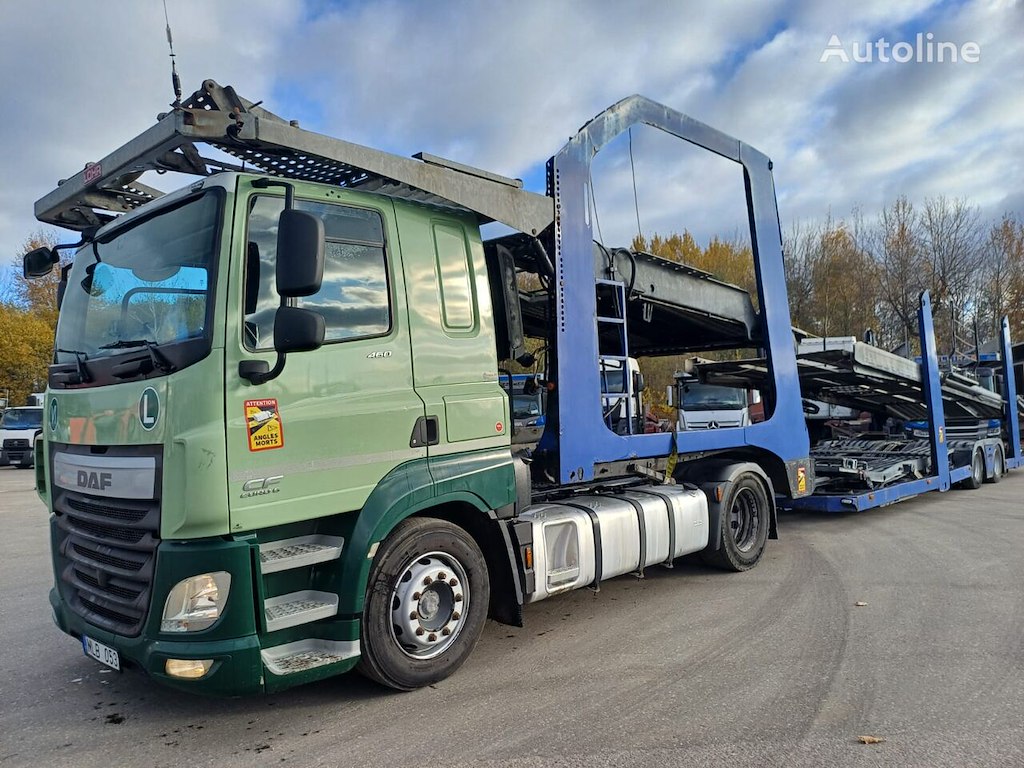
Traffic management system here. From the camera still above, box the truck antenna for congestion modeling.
[162,0,183,108]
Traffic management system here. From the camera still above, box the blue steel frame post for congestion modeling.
[999,316,1023,469]
[918,291,950,492]
[547,96,809,487]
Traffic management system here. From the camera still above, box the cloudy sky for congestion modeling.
[0,0,1021,274]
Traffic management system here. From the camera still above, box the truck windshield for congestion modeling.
[512,394,542,420]
[680,383,747,410]
[54,192,221,375]
[1,408,43,430]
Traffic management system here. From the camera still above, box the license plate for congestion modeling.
[82,635,120,671]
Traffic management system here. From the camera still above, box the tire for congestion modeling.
[357,517,490,691]
[701,474,771,572]
[959,448,984,490]
[985,445,1004,484]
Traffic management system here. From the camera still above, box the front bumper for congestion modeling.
[50,586,266,696]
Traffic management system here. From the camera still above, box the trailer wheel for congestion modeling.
[985,445,1005,484]
[358,517,489,691]
[701,474,771,572]
[960,448,985,490]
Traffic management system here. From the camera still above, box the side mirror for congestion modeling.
[274,306,325,353]
[23,247,59,278]
[633,372,645,393]
[276,210,325,297]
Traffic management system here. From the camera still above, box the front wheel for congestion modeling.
[358,517,490,690]
[701,474,771,572]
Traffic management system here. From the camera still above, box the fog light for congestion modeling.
[161,572,231,632]
[165,658,214,679]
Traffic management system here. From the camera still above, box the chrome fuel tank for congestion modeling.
[520,484,709,603]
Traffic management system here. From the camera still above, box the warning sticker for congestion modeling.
[245,399,284,452]
[796,466,807,494]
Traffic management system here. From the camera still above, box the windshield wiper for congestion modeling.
[99,339,177,374]
[56,348,93,384]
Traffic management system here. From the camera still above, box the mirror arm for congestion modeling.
[239,353,286,385]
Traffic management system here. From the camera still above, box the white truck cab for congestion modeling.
[0,406,44,468]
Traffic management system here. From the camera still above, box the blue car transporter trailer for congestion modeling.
[789,293,1019,513]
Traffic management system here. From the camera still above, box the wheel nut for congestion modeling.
[412,592,421,600]
[455,594,463,602]
[441,628,451,636]
[423,577,432,585]
[409,611,418,620]
[415,628,424,636]
[428,634,437,642]
[449,578,458,586]
[452,611,461,621]
[438,572,447,580]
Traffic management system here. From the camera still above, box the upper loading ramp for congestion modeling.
[35,79,554,235]
[492,232,761,354]
[700,336,1006,421]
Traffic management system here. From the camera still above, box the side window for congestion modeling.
[432,222,476,332]
[244,197,391,349]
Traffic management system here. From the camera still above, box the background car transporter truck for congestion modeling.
[25,79,1020,696]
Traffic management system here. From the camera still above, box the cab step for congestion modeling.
[264,590,338,632]
[259,535,344,574]
[261,639,360,676]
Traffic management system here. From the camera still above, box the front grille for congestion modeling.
[72,543,147,573]
[3,438,30,449]
[67,516,149,544]
[67,497,148,523]
[52,446,161,638]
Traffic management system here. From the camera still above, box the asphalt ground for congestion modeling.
[1,465,1021,767]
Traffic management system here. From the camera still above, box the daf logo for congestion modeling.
[706,421,720,429]
[77,470,113,491]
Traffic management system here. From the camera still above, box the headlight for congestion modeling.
[912,428,929,438]
[161,572,231,632]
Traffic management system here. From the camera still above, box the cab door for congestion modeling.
[393,206,510,462]
[224,180,425,533]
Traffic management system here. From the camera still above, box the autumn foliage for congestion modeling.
[1,231,61,407]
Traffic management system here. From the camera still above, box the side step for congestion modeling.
[264,590,339,632]
[259,534,344,574]
[261,639,360,676]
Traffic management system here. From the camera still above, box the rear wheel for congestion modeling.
[985,445,1005,484]
[358,517,489,690]
[959,448,984,490]
[701,474,771,572]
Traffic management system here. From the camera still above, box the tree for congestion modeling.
[977,214,1024,341]
[0,305,53,405]
[919,196,983,353]
[7,230,63,328]
[863,197,928,351]
[0,231,62,405]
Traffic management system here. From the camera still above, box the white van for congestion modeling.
[0,406,44,468]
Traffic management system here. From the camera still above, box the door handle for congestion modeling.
[410,415,440,447]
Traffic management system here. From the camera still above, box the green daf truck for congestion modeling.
[26,79,813,695]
